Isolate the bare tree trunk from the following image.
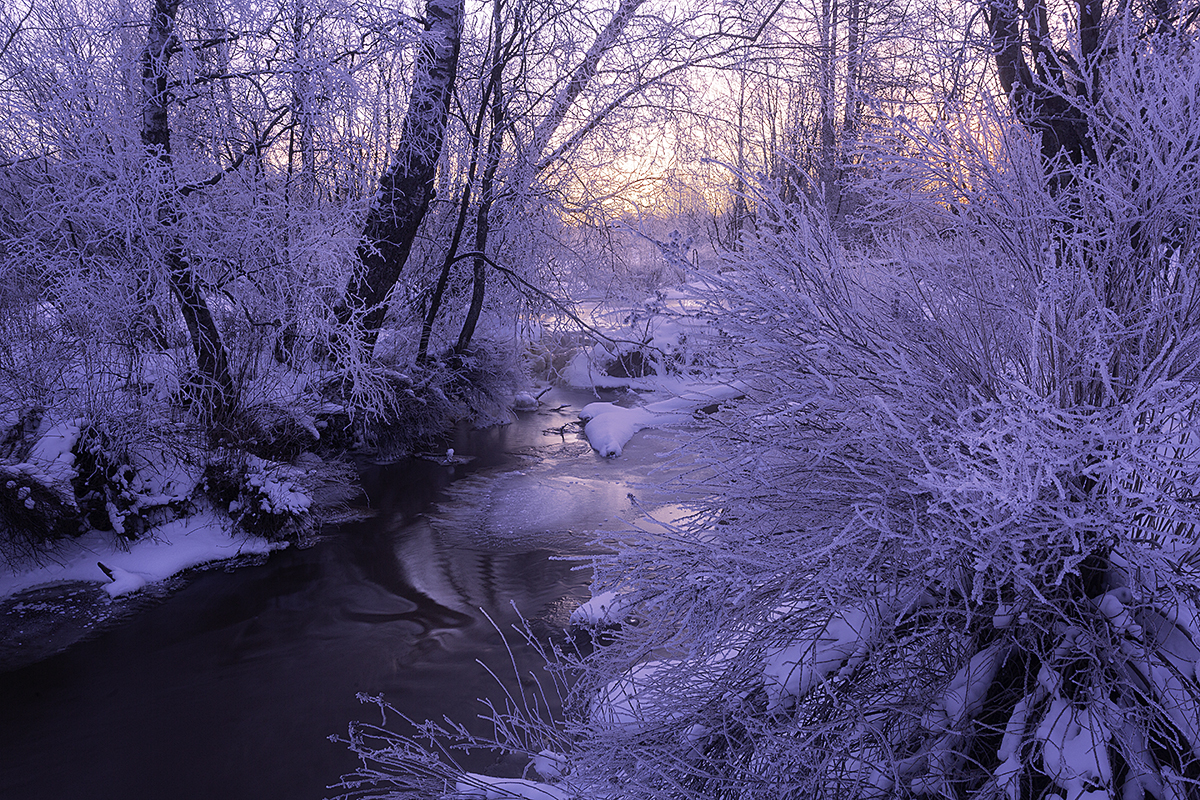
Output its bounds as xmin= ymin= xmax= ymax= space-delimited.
xmin=455 ymin=69 xmax=503 ymax=354
xmin=336 ymin=0 xmax=464 ymax=352
xmin=455 ymin=0 xmax=507 ymax=355
xmin=843 ymin=0 xmax=861 ymax=139
xmin=276 ymin=0 xmax=315 ymax=364
xmin=142 ymin=0 xmax=234 ymax=422
xmin=730 ymin=70 xmax=748 ymax=249
xmin=527 ymin=0 xmax=646 ymax=169
xmin=451 ymin=0 xmax=644 ymax=353
xmin=986 ymin=0 xmax=1096 ymax=182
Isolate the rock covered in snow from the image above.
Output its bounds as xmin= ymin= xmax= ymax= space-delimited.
xmin=513 ymin=391 xmax=540 ymax=411
xmin=578 ymin=383 xmax=742 ymax=458
xmin=579 ymin=403 xmax=656 ymax=458
xmin=569 ymin=590 xmax=636 ymax=628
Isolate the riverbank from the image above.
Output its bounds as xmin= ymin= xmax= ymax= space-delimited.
xmin=0 ymin=386 xmax=695 ymax=800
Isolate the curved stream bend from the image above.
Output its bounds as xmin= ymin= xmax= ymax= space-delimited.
xmin=0 ymin=388 xmax=688 ymax=800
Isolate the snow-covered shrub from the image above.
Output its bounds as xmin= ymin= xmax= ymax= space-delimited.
xmin=560 ymin=296 xmax=716 ymax=389
xmin=325 ymin=341 xmax=519 ymax=459
xmin=337 ymin=12 xmax=1200 ymax=800
xmin=70 ymin=421 xmax=200 ymax=540
xmin=236 ymin=402 xmax=322 ymax=461
xmin=0 ymin=461 xmax=83 ymax=564
xmin=71 ymin=424 xmax=142 ymax=538
xmin=534 ymin=23 xmax=1200 ymax=800
xmin=206 ymin=451 xmax=314 ymax=541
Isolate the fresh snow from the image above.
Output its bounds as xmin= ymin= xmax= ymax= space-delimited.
xmin=453 ymin=773 xmax=570 ymax=800
xmin=0 ymin=511 xmax=282 ymax=599
xmin=579 ymin=383 xmax=742 ymax=457
xmin=579 ymin=404 xmax=662 ymax=458
xmin=25 ymin=417 xmax=84 ymax=485
xmin=568 ymin=589 xmax=635 ymax=627
xmin=923 ymin=643 xmax=1008 ymax=730
xmin=513 ymin=391 xmax=540 ymax=411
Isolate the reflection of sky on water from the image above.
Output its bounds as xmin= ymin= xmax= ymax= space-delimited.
xmin=0 ymin=388 xmax=696 ymax=800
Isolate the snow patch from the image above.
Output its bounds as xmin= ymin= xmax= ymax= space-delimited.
xmin=569 ymin=590 xmax=635 ymax=628
xmin=532 ymin=750 xmax=568 ymax=780
xmin=1035 ymin=698 xmax=1112 ymax=800
xmin=513 ymin=391 xmax=540 ymax=411
xmin=453 ymin=773 xmax=570 ymax=800
xmin=0 ymin=511 xmax=282 ymax=599
xmin=923 ymin=644 xmax=1008 ymax=730
xmin=762 ymin=608 xmax=873 ymax=711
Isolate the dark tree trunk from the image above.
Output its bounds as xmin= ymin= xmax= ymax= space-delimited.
xmin=986 ymin=0 xmax=1098 ymax=186
xmin=456 ymin=1 xmax=505 ymax=355
xmin=417 ymin=181 xmax=472 ymax=364
xmin=336 ymin=0 xmax=464 ymax=351
xmin=142 ymin=0 xmax=235 ymax=422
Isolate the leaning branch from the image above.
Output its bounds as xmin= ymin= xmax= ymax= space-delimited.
xmin=442 ymin=251 xmax=670 ymax=353
xmin=178 ymin=106 xmax=292 ymax=196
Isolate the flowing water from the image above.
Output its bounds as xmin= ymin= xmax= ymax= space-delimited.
xmin=0 ymin=388 xmax=691 ymax=800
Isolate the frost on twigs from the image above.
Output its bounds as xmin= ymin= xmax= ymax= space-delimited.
xmin=205 ymin=451 xmax=314 ymax=542
xmin=319 ymin=340 xmax=519 ymax=460
xmin=544 ymin=58 xmax=1200 ymax=794
xmin=334 ymin=619 xmax=578 ymax=800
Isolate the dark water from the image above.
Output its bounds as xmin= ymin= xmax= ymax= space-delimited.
xmin=0 ymin=389 xmax=684 ymax=800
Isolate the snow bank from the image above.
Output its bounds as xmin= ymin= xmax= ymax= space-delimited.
xmin=579 ymin=382 xmax=743 ymax=457
xmin=568 ymin=590 xmax=636 ymax=628
xmin=0 ymin=511 xmax=282 ymax=599
xmin=453 ymin=773 xmax=570 ymax=800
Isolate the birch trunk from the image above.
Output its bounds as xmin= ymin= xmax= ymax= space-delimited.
xmin=337 ymin=0 xmax=464 ymax=351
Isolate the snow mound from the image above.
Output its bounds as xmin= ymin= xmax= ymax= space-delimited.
xmin=579 ymin=404 xmax=659 ymax=458
xmin=532 ymin=750 xmax=568 ymax=780
xmin=26 ymin=417 xmax=84 ymax=485
xmin=453 ymin=773 xmax=570 ymax=800
xmin=762 ymin=608 xmax=874 ymax=711
xmin=569 ymin=590 xmax=635 ymax=628
xmin=513 ymin=391 xmax=540 ymax=411
xmin=0 ymin=511 xmax=282 ymax=599
xmin=591 ymin=659 xmax=684 ymax=730
xmin=578 ymin=382 xmax=742 ymax=458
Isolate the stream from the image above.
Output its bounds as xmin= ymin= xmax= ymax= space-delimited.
xmin=0 ymin=388 xmax=690 ymax=800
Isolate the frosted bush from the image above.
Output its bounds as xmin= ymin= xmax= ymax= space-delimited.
xmin=338 ymin=10 xmax=1200 ymax=800
xmin=546 ymin=28 xmax=1200 ymax=798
